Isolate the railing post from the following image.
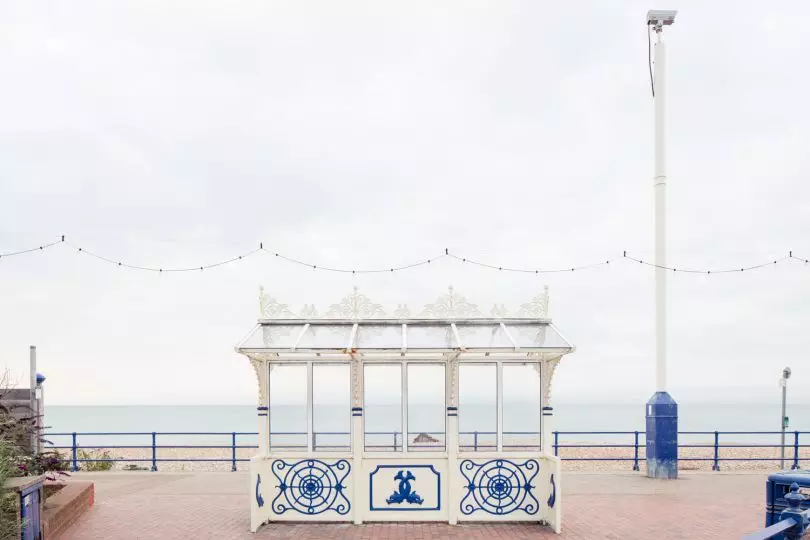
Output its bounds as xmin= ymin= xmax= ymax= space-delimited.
xmin=553 ymin=431 xmax=559 ymax=457
xmin=71 ymin=432 xmax=79 ymax=472
xmin=231 ymin=432 xmax=237 ymax=472
xmin=313 ymin=432 xmax=317 ymax=452
xmin=633 ymin=431 xmax=640 ymax=471
xmin=393 ymin=431 xmax=398 ymax=452
xmin=792 ymin=431 xmax=800 ymax=470
xmin=712 ymin=431 xmax=720 ymax=471
xmin=151 ymin=432 xmax=157 ymax=472
xmin=474 ymin=431 xmax=478 ymax=452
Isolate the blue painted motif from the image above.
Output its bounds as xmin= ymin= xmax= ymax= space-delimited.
xmin=459 ymin=459 xmax=539 ymax=516
xmin=386 ymin=470 xmax=424 ymax=505
xmin=256 ymin=474 xmax=264 ymax=508
xmin=369 ymin=464 xmax=441 ymax=511
xmin=270 ymin=459 xmax=351 ymax=515
xmin=547 ymin=474 xmax=556 ymax=508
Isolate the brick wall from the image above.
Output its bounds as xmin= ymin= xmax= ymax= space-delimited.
xmin=42 ymin=481 xmax=94 ymax=539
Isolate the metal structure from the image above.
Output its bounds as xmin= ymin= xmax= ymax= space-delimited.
xmin=46 ymin=429 xmax=808 ymax=474
xmin=235 ymin=286 xmax=573 ymax=531
xmin=645 ymin=8 xmax=679 ymax=480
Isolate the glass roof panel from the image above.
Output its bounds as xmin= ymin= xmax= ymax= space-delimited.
xmin=507 ymin=324 xmax=570 ymax=348
xmin=355 ymin=325 xmax=402 ymax=349
xmin=407 ymin=325 xmax=454 ymax=349
xmin=240 ymin=325 xmax=303 ymax=349
xmin=454 ymin=324 xmax=514 ymax=348
xmin=294 ymin=325 xmax=353 ymax=349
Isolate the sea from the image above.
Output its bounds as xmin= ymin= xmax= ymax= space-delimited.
xmin=43 ymin=402 xmax=810 ymax=450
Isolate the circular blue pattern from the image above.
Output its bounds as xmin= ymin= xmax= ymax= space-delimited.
xmin=271 ymin=459 xmax=350 ymax=515
xmin=460 ymin=459 xmax=539 ymax=516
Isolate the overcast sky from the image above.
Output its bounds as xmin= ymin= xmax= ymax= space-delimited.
xmin=1 ymin=1 xmax=808 ymax=405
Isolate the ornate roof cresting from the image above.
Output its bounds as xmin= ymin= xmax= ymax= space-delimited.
xmin=257 ymin=285 xmax=551 ymax=320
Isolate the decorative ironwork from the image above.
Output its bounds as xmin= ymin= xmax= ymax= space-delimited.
xmin=259 ymin=287 xmax=297 ymax=318
xmin=490 ymin=303 xmax=509 ymax=318
xmin=256 ymin=474 xmax=264 ymax=508
xmin=516 ymin=287 xmax=550 ymax=318
xmin=325 ymin=287 xmax=386 ymax=319
xmin=418 ymin=286 xmax=483 ymax=318
xmin=386 ymin=470 xmax=424 ymax=505
xmin=459 ymin=459 xmax=540 ymax=516
xmin=271 ymin=459 xmax=351 ymax=515
xmin=255 ymin=286 xmax=554 ymax=321
xmin=548 ymin=473 xmax=556 ymax=508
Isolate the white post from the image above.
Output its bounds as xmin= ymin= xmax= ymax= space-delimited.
xmin=251 ymin=359 xmax=270 ymax=455
xmin=446 ymin=356 xmax=459 ymax=525
xmin=351 ymin=358 xmax=364 ymax=524
xmin=654 ymin=27 xmax=667 ymax=393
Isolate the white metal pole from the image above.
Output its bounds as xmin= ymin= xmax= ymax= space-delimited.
xmin=780 ymin=380 xmax=787 ymax=469
xmin=30 ymin=346 xmax=37 ymax=453
xmin=654 ymin=28 xmax=667 ymax=392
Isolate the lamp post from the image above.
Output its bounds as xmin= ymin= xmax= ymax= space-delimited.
xmin=645 ymin=9 xmax=679 ymax=480
xmin=780 ymin=367 xmax=791 ymax=469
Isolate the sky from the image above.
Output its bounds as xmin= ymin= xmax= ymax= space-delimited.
xmin=1 ymin=1 xmax=809 ymax=406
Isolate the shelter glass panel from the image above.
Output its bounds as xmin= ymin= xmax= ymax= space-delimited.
xmin=502 ymin=363 xmax=541 ymax=451
xmin=355 ymin=325 xmax=402 ymax=349
xmin=247 ymin=325 xmax=302 ymax=349
xmin=458 ymin=363 xmax=497 ymax=451
xmin=295 ymin=325 xmax=353 ymax=349
xmin=269 ymin=364 xmax=307 ymax=451
xmin=406 ymin=325 xmax=454 ymax=349
xmin=454 ymin=324 xmax=514 ymax=348
xmin=407 ymin=364 xmax=445 ymax=452
xmin=364 ymin=365 xmax=402 ymax=452
xmin=507 ymin=324 xmax=569 ymax=348
xmin=312 ymin=364 xmax=350 ymax=452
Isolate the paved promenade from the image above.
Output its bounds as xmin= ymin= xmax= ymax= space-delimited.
xmin=60 ymin=471 xmax=766 ymax=539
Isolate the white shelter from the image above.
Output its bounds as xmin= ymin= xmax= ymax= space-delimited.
xmin=236 ymin=286 xmax=573 ymax=532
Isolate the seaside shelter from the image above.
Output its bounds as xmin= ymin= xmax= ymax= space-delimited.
xmin=235 ymin=286 xmax=574 ymax=532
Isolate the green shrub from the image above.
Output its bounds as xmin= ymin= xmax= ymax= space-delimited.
xmin=78 ymin=449 xmax=115 ymax=472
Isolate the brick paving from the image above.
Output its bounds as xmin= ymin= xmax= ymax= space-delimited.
xmin=59 ymin=471 xmax=766 ymax=539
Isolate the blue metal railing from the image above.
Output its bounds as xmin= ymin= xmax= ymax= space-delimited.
xmin=45 ymin=429 xmax=807 ymax=472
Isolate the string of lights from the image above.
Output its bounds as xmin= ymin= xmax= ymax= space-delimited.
xmin=622 ymin=252 xmax=793 ymax=274
xmin=0 ymin=236 xmax=64 ymax=258
xmin=445 ymin=250 xmax=611 ymax=273
xmin=0 ymin=235 xmax=807 ymax=276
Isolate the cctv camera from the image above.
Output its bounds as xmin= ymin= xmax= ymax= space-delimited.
xmin=647 ymin=10 xmax=677 ymax=26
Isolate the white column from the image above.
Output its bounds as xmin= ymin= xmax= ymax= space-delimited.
xmin=306 ymin=361 xmax=314 ymax=452
xmin=446 ymin=356 xmax=459 ymax=525
xmin=351 ymin=357 xmax=364 ymax=524
xmin=540 ymin=360 xmax=553 ymax=455
xmin=654 ymin=28 xmax=667 ymax=392
xmin=250 ymin=358 xmax=271 ymax=455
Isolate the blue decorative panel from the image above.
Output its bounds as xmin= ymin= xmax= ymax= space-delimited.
xmin=459 ymin=459 xmax=540 ymax=516
xmin=369 ymin=465 xmax=441 ymax=511
xmin=256 ymin=474 xmax=264 ymax=508
xmin=547 ymin=473 xmax=556 ymax=508
xmin=386 ymin=470 xmax=424 ymax=505
xmin=271 ymin=459 xmax=351 ymax=515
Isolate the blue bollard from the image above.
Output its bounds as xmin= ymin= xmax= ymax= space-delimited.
xmin=645 ymin=391 xmax=678 ymax=479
